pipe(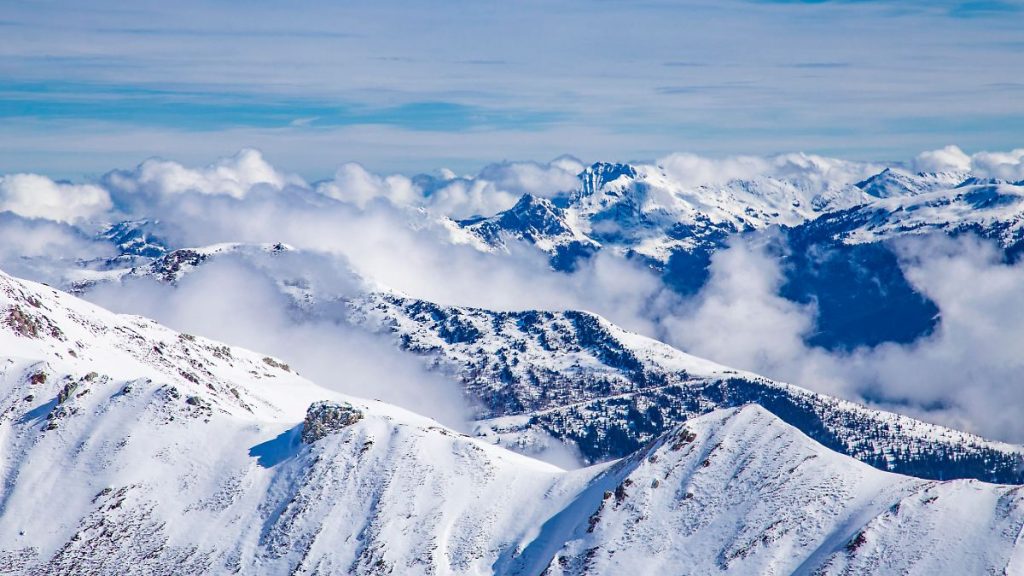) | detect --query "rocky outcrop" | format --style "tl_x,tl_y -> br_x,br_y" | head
301,401 -> 363,444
